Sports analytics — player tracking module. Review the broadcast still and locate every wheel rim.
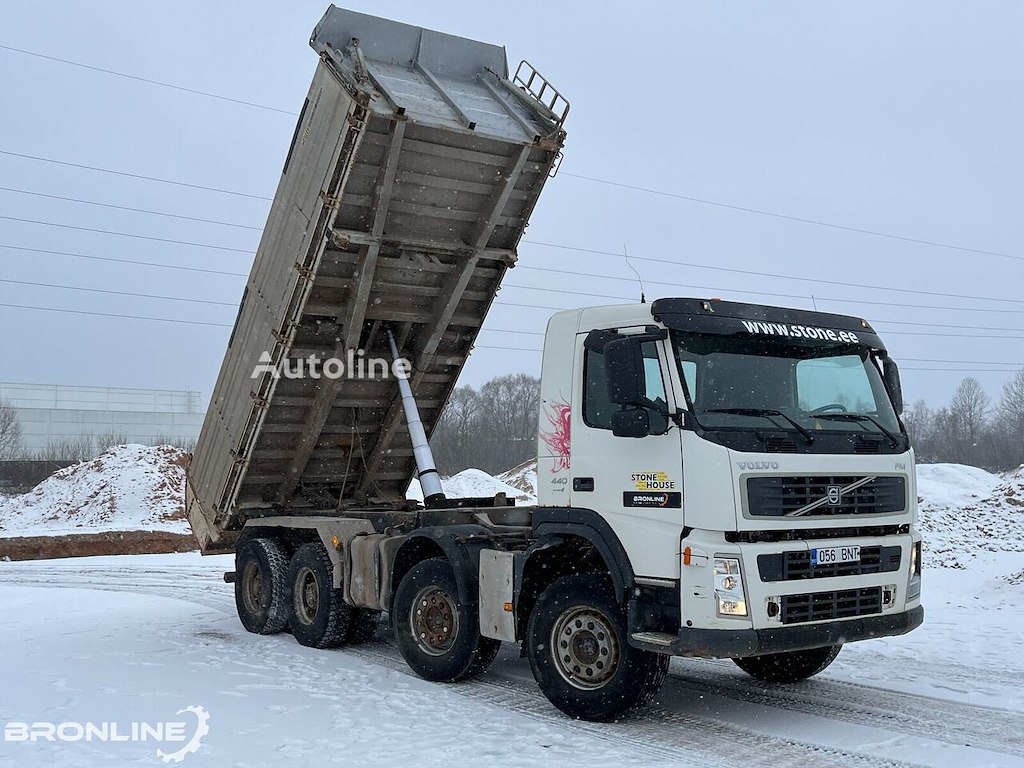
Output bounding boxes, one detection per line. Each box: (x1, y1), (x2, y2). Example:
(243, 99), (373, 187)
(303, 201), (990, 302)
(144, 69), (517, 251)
(550, 605), (619, 690)
(293, 566), (320, 626)
(409, 586), (459, 657)
(242, 560), (264, 615)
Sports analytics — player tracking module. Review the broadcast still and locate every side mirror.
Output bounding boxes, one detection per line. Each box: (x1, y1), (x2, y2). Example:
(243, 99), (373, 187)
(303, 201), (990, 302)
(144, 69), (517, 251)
(882, 357), (904, 416)
(612, 408), (651, 438)
(604, 337), (644, 406)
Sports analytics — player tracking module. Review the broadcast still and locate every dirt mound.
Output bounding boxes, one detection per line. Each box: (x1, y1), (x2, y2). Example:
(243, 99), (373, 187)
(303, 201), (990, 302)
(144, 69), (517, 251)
(0, 444), (190, 538)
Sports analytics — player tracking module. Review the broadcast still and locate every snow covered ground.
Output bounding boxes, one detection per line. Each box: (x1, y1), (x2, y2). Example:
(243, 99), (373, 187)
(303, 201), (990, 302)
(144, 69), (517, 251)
(0, 445), (189, 538)
(0, 550), (1021, 768)
(1, 461), (1022, 766)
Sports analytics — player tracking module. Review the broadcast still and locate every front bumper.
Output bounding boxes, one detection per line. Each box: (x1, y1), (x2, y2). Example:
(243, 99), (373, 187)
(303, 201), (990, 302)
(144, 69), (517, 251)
(636, 605), (923, 658)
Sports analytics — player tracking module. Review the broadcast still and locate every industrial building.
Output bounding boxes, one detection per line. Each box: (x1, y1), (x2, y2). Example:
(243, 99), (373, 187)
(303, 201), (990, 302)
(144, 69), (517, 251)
(0, 382), (205, 455)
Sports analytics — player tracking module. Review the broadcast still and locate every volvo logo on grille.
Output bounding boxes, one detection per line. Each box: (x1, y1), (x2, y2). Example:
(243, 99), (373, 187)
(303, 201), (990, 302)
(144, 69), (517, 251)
(826, 485), (843, 505)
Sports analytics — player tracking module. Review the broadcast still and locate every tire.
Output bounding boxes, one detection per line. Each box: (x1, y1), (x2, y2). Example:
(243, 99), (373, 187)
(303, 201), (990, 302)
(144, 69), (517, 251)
(286, 542), (352, 649)
(527, 574), (668, 721)
(732, 644), (842, 683)
(393, 558), (500, 682)
(235, 537), (289, 635)
(346, 608), (381, 645)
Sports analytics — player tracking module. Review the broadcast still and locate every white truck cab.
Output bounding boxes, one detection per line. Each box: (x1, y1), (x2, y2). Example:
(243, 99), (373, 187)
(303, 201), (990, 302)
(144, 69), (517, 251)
(536, 298), (922, 658)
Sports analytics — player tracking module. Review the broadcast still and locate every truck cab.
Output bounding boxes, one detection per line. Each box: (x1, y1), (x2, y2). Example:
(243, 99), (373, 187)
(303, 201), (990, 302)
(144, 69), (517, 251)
(535, 297), (923, 661)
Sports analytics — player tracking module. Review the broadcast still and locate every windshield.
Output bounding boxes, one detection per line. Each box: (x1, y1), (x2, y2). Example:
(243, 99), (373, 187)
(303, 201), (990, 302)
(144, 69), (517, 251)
(671, 331), (902, 438)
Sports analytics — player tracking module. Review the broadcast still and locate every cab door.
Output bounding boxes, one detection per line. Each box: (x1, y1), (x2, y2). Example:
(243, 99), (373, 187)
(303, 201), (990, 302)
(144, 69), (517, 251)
(567, 329), (684, 579)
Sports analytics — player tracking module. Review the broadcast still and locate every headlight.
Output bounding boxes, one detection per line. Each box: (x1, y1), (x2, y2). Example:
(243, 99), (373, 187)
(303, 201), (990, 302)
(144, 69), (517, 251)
(911, 541), (922, 575)
(714, 557), (747, 617)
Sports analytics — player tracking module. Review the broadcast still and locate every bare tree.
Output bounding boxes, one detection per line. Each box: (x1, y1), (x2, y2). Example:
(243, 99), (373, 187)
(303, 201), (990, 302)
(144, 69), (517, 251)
(0, 399), (22, 460)
(947, 377), (990, 466)
(997, 368), (1024, 467)
(902, 399), (934, 457)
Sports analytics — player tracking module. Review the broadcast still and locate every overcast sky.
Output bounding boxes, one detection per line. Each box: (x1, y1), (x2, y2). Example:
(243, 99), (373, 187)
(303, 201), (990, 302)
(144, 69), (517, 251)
(1, 1), (1021, 410)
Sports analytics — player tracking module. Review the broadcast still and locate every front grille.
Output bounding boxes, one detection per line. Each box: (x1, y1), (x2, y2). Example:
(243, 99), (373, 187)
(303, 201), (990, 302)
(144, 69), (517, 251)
(780, 587), (883, 624)
(746, 476), (906, 517)
(758, 546), (901, 581)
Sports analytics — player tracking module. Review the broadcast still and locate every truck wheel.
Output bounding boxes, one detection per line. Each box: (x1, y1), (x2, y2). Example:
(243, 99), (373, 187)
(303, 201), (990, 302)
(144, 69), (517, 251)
(527, 574), (668, 721)
(287, 542), (353, 648)
(732, 645), (842, 683)
(346, 608), (380, 645)
(235, 537), (289, 635)
(393, 557), (500, 682)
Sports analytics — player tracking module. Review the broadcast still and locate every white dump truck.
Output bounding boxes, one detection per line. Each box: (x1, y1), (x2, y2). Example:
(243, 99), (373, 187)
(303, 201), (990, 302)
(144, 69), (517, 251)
(187, 6), (923, 721)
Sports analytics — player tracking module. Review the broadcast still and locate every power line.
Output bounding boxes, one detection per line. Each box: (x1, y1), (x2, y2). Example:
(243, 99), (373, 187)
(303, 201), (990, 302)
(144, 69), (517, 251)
(0, 277), (236, 307)
(560, 172), (1023, 264)
(501, 280), (1024, 316)
(0, 186), (262, 231)
(869, 318), (1024, 333)
(0, 215), (254, 254)
(2, 150), (1018, 311)
(0, 243), (249, 278)
(30, 176), (1024, 307)
(2, 43), (1018, 266)
(0, 297), (1018, 372)
(0, 44), (296, 116)
(0, 301), (232, 328)
(520, 249), (1024, 307)
(0, 149), (273, 201)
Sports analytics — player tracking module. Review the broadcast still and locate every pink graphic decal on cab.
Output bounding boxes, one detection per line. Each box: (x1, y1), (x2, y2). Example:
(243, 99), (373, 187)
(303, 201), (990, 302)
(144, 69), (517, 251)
(540, 400), (571, 472)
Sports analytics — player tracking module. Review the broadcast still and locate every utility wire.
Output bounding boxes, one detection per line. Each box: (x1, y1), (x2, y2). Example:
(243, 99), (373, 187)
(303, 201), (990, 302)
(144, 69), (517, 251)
(0, 277), (236, 307)
(0, 243), (249, 278)
(0, 215), (254, 254)
(1, 151), (1020, 309)
(0, 186), (262, 230)
(1, 42), (1018, 264)
(0, 149), (273, 201)
(0, 301), (232, 328)
(560, 172), (1023, 264)
(0, 44), (296, 116)
(520, 248), (1024, 306)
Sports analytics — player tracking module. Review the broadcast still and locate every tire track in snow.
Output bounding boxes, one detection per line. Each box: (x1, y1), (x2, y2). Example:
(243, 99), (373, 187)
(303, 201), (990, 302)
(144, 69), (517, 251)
(666, 661), (1024, 759)
(347, 641), (922, 768)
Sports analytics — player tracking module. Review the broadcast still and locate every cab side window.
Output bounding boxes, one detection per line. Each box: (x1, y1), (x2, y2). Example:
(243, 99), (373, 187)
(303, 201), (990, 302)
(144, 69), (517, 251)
(584, 340), (666, 430)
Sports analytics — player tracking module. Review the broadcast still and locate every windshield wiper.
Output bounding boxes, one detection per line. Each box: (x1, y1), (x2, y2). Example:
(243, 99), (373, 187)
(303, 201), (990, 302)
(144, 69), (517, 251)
(814, 412), (902, 447)
(701, 407), (814, 444)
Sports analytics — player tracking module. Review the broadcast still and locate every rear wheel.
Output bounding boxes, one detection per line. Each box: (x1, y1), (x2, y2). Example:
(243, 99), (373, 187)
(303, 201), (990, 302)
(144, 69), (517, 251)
(393, 558), (500, 682)
(732, 645), (842, 683)
(527, 574), (668, 721)
(235, 537), (289, 635)
(287, 542), (352, 648)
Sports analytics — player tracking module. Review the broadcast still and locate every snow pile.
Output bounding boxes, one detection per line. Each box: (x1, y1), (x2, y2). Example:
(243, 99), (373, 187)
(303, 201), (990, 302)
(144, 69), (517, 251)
(916, 463), (1024, 570)
(0, 445), (189, 538)
(497, 459), (538, 504)
(407, 468), (530, 503)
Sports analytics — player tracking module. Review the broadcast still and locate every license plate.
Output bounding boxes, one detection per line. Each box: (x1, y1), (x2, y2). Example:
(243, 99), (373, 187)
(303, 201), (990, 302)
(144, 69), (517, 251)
(811, 545), (860, 566)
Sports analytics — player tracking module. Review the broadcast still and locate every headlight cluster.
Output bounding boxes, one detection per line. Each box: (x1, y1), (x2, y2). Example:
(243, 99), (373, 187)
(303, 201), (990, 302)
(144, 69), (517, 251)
(714, 557), (747, 617)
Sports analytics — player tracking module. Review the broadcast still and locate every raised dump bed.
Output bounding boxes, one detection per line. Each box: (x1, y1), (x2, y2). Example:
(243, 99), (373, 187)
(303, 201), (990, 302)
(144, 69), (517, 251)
(187, 6), (567, 553)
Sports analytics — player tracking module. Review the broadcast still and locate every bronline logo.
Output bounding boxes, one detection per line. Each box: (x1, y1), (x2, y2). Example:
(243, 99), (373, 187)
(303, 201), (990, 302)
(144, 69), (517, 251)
(4, 705), (210, 763)
(251, 349), (411, 380)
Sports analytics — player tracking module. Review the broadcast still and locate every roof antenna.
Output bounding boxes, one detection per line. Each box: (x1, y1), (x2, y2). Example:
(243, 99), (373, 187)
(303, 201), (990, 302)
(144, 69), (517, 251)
(623, 244), (646, 304)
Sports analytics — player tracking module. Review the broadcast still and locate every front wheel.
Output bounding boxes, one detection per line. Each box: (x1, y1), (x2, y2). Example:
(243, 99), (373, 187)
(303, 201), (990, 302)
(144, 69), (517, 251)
(393, 558), (500, 682)
(732, 644), (841, 683)
(527, 574), (668, 721)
